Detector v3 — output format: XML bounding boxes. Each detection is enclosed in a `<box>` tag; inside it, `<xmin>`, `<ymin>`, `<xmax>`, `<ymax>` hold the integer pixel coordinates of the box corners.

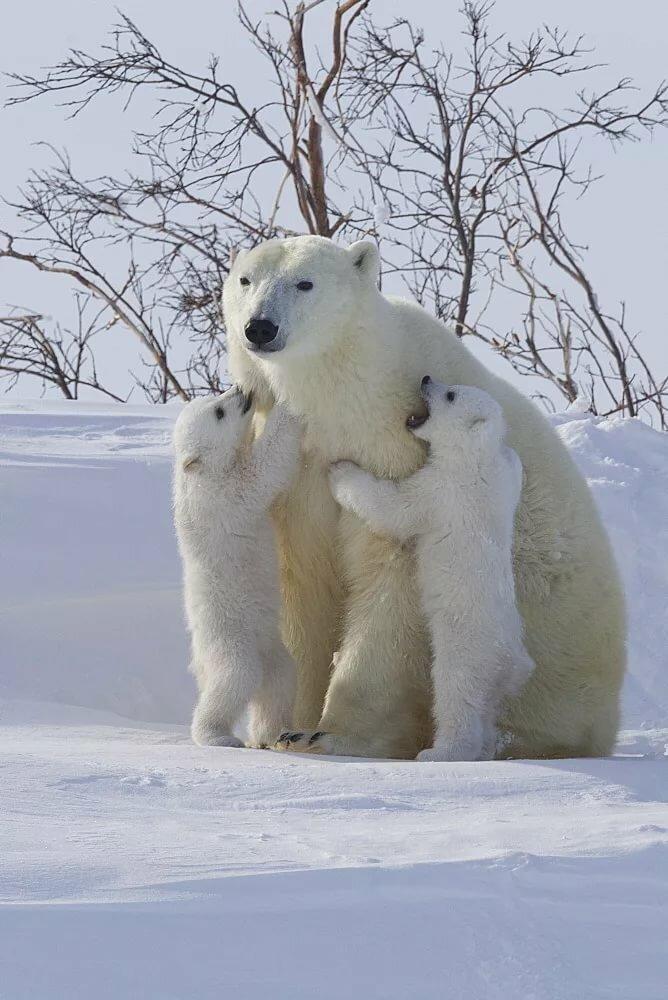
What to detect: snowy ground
<box><xmin>2</xmin><ymin>399</ymin><xmax>667</xmax><ymax>999</ymax></box>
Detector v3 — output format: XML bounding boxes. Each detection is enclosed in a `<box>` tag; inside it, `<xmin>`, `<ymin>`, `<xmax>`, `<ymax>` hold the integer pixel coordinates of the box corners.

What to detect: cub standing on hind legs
<box><xmin>173</xmin><ymin>387</ymin><xmax>301</xmax><ymax>748</ymax></box>
<box><xmin>330</xmin><ymin>377</ymin><xmax>536</xmax><ymax>762</ymax></box>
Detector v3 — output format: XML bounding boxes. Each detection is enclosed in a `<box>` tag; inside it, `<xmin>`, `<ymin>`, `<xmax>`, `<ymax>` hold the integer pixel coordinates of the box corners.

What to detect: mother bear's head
<box><xmin>222</xmin><ymin>236</ymin><xmax>380</xmax><ymax>402</ymax></box>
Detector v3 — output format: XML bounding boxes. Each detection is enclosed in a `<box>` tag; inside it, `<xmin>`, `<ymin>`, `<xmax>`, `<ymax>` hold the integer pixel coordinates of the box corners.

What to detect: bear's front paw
<box><xmin>274</xmin><ymin>730</ymin><xmax>329</xmax><ymax>754</ymax></box>
<box><xmin>273</xmin><ymin>730</ymin><xmax>376</xmax><ymax>757</ymax></box>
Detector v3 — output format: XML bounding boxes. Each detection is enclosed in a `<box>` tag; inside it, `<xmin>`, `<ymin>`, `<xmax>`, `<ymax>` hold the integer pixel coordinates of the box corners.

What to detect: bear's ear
<box><xmin>181</xmin><ymin>455</ymin><xmax>201</xmax><ymax>472</ymax></box>
<box><xmin>347</xmin><ymin>240</ymin><xmax>380</xmax><ymax>284</ymax></box>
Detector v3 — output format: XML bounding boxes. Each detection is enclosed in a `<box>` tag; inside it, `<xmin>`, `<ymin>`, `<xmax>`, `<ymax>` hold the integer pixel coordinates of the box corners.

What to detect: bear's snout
<box><xmin>245</xmin><ymin>318</ymin><xmax>279</xmax><ymax>350</ymax></box>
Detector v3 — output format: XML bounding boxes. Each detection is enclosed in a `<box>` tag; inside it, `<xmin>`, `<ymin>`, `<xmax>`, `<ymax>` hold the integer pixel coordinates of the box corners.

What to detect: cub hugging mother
<box><xmin>185</xmin><ymin>234</ymin><xmax>625</xmax><ymax>761</ymax></box>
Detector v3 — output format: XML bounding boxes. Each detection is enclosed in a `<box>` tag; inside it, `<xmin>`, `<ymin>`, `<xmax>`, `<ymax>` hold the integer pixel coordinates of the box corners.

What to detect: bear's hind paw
<box><xmin>273</xmin><ymin>730</ymin><xmax>382</xmax><ymax>757</ymax></box>
<box><xmin>274</xmin><ymin>730</ymin><xmax>329</xmax><ymax>754</ymax></box>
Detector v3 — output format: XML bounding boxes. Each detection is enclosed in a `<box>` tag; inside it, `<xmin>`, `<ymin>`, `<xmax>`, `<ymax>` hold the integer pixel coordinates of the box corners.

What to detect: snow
<box><xmin>1</xmin><ymin>399</ymin><xmax>668</xmax><ymax>999</ymax></box>
<box><xmin>555</xmin><ymin>414</ymin><xmax>668</xmax><ymax>730</ymax></box>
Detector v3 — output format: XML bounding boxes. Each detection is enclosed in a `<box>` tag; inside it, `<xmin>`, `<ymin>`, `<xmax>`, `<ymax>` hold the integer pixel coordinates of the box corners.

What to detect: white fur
<box><xmin>173</xmin><ymin>389</ymin><xmax>300</xmax><ymax>748</ymax></box>
<box><xmin>330</xmin><ymin>381</ymin><xmax>536</xmax><ymax>761</ymax></box>
<box><xmin>223</xmin><ymin>236</ymin><xmax>626</xmax><ymax>760</ymax></box>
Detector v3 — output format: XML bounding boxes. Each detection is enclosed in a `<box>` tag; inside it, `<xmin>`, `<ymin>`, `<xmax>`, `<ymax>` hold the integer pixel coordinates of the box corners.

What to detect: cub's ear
<box><xmin>181</xmin><ymin>455</ymin><xmax>201</xmax><ymax>472</ymax></box>
<box><xmin>228</xmin><ymin>245</ymin><xmax>246</xmax><ymax>269</ymax></box>
<box><xmin>347</xmin><ymin>240</ymin><xmax>380</xmax><ymax>284</ymax></box>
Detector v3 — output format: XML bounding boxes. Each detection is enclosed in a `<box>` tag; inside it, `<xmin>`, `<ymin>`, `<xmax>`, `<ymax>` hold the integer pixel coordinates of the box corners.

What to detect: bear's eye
<box><xmin>296</xmin><ymin>280</ymin><xmax>313</xmax><ymax>291</ymax></box>
<box><xmin>446</xmin><ymin>390</ymin><xmax>456</xmax><ymax>403</ymax></box>
<box><xmin>215</xmin><ymin>406</ymin><xmax>225</xmax><ymax>420</ymax></box>
<box><xmin>239</xmin><ymin>276</ymin><xmax>250</xmax><ymax>287</ymax></box>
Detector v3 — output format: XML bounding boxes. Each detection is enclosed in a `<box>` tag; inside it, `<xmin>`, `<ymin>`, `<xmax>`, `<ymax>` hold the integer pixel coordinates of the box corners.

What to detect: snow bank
<box><xmin>0</xmin><ymin>400</ymin><xmax>194</xmax><ymax>723</ymax></box>
<box><xmin>555</xmin><ymin>413</ymin><xmax>668</xmax><ymax>730</ymax></box>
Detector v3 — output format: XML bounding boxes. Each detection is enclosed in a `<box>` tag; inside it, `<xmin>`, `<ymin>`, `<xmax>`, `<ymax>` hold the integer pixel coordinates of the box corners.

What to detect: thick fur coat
<box><xmin>223</xmin><ymin>236</ymin><xmax>626</xmax><ymax>760</ymax></box>
<box><xmin>330</xmin><ymin>379</ymin><xmax>536</xmax><ymax>761</ymax></box>
<box><xmin>173</xmin><ymin>390</ymin><xmax>299</xmax><ymax>748</ymax></box>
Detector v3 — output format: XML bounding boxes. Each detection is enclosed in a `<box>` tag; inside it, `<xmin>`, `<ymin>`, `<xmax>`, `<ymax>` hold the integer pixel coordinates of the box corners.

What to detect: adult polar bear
<box><xmin>223</xmin><ymin>235</ymin><xmax>625</xmax><ymax>760</ymax></box>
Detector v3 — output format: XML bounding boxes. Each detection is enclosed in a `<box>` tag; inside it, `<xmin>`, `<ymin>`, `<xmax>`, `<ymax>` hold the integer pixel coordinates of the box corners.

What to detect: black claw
<box><xmin>276</xmin><ymin>730</ymin><xmax>325</xmax><ymax>749</ymax></box>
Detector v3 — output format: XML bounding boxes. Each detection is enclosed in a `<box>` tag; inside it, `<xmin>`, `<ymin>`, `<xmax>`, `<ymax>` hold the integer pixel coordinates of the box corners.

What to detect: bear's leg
<box><xmin>415</xmin><ymin>690</ymin><xmax>491</xmax><ymax>763</ymax></box>
<box><xmin>246</xmin><ymin>641</ymin><xmax>297</xmax><ymax>749</ymax></box>
<box><xmin>278</xmin><ymin>515</ymin><xmax>432</xmax><ymax>759</ymax></box>
<box><xmin>190</xmin><ymin>639</ymin><xmax>263</xmax><ymax>748</ymax></box>
<box><xmin>416</xmin><ymin>615</ymin><xmax>508</xmax><ymax>762</ymax></box>
<box><xmin>273</xmin><ymin>457</ymin><xmax>344</xmax><ymax>728</ymax></box>
<box><xmin>191</xmin><ymin>696</ymin><xmax>246</xmax><ymax>748</ymax></box>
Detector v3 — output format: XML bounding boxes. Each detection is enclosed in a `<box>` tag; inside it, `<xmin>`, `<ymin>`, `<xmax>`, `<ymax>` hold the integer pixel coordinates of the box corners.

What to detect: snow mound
<box><xmin>0</xmin><ymin>400</ymin><xmax>193</xmax><ymax>723</ymax></box>
<box><xmin>555</xmin><ymin>414</ymin><xmax>668</xmax><ymax>729</ymax></box>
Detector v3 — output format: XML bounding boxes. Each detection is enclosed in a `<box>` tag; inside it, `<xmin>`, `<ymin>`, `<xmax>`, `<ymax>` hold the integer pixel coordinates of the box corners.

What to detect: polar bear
<box><xmin>173</xmin><ymin>388</ymin><xmax>300</xmax><ymax>748</ymax></box>
<box><xmin>223</xmin><ymin>235</ymin><xmax>626</xmax><ymax>760</ymax></box>
<box><xmin>329</xmin><ymin>377</ymin><xmax>536</xmax><ymax>761</ymax></box>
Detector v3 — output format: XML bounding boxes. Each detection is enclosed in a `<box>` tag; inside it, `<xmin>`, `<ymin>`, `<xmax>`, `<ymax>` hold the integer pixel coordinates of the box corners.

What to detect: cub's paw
<box><xmin>274</xmin><ymin>730</ymin><xmax>331</xmax><ymax>754</ymax></box>
<box><xmin>192</xmin><ymin>730</ymin><xmax>245</xmax><ymax>749</ymax></box>
<box><xmin>329</xmin><ymin>461</ymin><xmax>362</xmax><ymax>503</ymax></box>
<box><xmin>191</xmin><ymin>699</ymin><xmax>246</xmax><ymax>748</ymax></box>
<box><xmin>416</xmin><ymin>741</ymin><xmax>482</xmax><ymax>763</ymax></box>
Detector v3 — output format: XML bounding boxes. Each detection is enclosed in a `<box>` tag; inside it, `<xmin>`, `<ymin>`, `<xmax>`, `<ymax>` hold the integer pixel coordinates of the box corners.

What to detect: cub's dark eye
<box><xmin>296</xmin><ymin>280</ymin><xmax>313</xmax><ymax>291</ymax></box>
<box><xmin>239</xmin><ymin>276</ymin><xmax>250</xmax><ymax>287</ymax></box>
<box><xmin>446</xmin><ymin>390</ymin><xmax>456</xmax><ymax>403</ymax></box>
<box><xmin>215</xmin><ymin>406</ymin><xmax>225</xmax><ymax>420</ymax></box>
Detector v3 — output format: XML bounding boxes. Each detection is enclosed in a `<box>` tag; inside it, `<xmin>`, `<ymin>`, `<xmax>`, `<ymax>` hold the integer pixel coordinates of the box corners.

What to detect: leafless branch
<box><xmin>1</xmin><ymin>1</ymin><xmax>665</xmax><ymax>423</ymax></box>
<box><xmin>0</xmin><ymin>295</ymin><xmax>127</xmax><ymax>402</ymax></box>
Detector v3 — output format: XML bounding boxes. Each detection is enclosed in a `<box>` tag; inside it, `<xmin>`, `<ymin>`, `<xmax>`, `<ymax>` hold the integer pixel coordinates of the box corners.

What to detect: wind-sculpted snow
<box><xmin>1</xmin><ymin>399</ymin><xmax>667</xmax><ymax>998</ymax></box>
<box><xmin>556</xmin><ymin>413</ymin><xmax>668</xmax><ymax>729</ymax></box>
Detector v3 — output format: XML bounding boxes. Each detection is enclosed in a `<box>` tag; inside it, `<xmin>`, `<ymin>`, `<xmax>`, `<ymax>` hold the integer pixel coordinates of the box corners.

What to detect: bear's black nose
<box><xmin>421</xmin><ymin>375</ymin><xmax>431</xmax><ymax>387</ymax></box>
<box><xmin>245</xmin><ymin>318</ymin><xmax>278</xmax><ymax>347</ymax></box>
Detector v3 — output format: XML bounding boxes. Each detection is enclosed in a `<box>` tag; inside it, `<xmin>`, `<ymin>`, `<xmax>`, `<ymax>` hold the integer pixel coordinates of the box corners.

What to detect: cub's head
<box><xmin>406</xmin><ymin>376</ymin><xmax>505</xmax><ymax>453</ymax></box>
<box><xmin>222</xmin><ymin>236</ymin><xmax>380</xmax><ymax>367</ymax></box>
<box><xmin>173</xmin><ymin>386</ymin><xmax>253</xmax><ymax>474</ymax></box>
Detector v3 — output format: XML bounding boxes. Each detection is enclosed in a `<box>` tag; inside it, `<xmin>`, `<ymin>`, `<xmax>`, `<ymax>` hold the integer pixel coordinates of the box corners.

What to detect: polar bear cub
<box><xmin>173</xmin><ymin>388</ymin><xmax>300</xmax><ymax>748</ymax></box>
<box><xmin>330</xmin><ymin>376</ymin><xmax>535</xmax><ymax>761</ymax></box>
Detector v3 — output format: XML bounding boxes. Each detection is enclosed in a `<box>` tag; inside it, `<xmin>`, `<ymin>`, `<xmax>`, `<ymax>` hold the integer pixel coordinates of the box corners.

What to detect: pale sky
<box><xmin>1</xmin><ymin>0</ymin><xmax>666</xmax><ymax>402</ymax></box>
